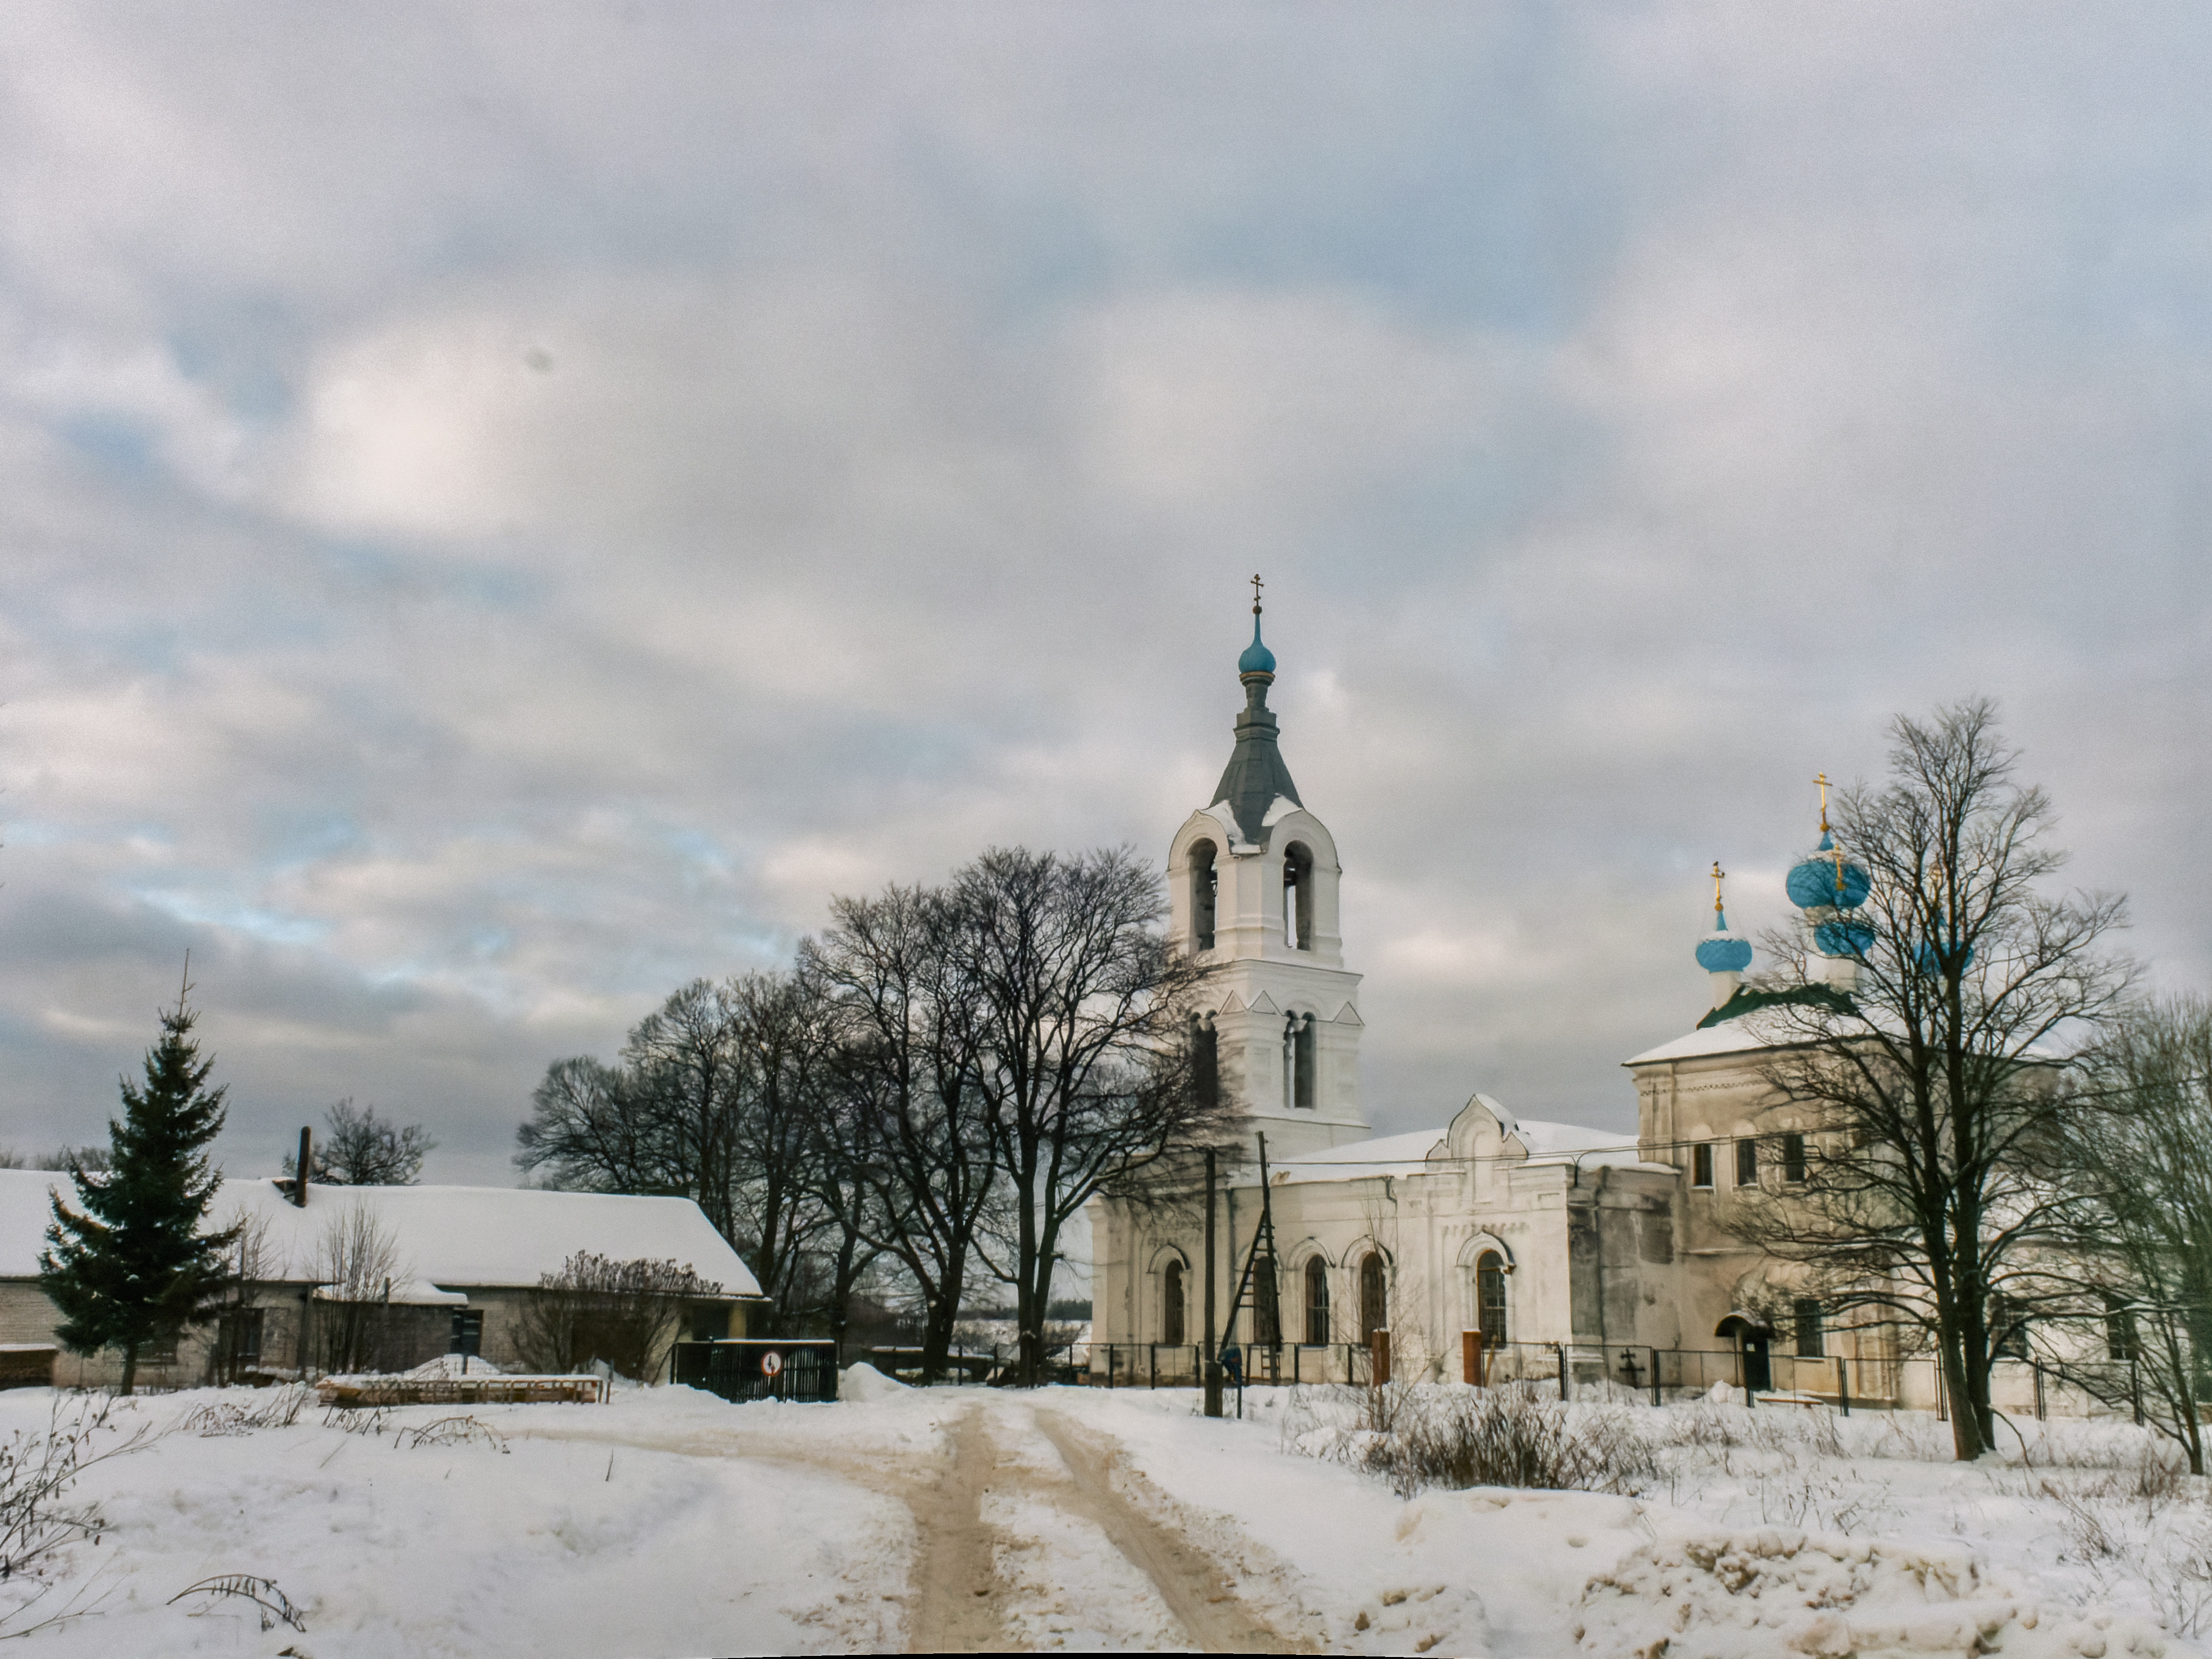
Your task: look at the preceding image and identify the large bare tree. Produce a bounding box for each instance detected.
[1730,700,2132,1460]
[952,846,1225,1386]
[2052,997,2212,1472]
[804,883,998,1380]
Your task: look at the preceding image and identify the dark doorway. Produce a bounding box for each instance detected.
[1162,1261,1185,1347]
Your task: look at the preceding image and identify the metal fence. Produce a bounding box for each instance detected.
[671,1339,839,1403]
[1069,1336,2142,1422]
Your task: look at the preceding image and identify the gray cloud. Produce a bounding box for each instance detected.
[0,3,2206,1181]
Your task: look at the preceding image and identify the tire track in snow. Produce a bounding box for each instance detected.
[904,1405,1005,1653]
[1032,1409,1314,1654]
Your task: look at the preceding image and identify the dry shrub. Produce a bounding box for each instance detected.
[0,1398,152,1636]
[396,1415,509,1454]
[176,1386,309,1437]
[1359,1385,1655,1499]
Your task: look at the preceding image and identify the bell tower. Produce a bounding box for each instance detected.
[1167,583,1368,1158]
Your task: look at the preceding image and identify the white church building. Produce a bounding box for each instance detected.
[1086,603,1946,1406]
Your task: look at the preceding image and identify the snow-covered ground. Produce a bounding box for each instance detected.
[0,1374,2196,1656]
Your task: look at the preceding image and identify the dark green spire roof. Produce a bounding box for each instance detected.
[1211,626,1300,845]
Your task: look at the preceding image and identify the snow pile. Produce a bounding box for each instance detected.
[840,1361,908,1403]
[1576,1526,2173,1658]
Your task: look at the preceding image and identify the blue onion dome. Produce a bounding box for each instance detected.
[1787,832,1871,910]
[1696,909,1754,973]
[1237,613,1276,677]
[1815,918,1878,958]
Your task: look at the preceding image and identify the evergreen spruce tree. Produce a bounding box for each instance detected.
[40,987,237,1394]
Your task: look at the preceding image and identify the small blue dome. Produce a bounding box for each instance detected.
[1787,840,1871,910]
[1697,931,1753,973]
[1237,616,1276,676]
[1815,918,1878,958]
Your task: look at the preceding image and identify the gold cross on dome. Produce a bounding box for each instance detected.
[1815,772,1831,833]
[1711,861,1726,919]
[1250,572,1265,613]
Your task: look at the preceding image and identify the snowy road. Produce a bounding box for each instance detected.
[524,1384,1314,1652]
[0,1380,2196,1656]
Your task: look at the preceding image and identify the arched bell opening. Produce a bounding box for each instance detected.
[1282,841,1314,951]
[1189,839,1218,952]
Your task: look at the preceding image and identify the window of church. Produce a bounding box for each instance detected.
[1162,1260,1185,1347]
[1303,1257,1330,1346]
[1692,1144,1714,1188]
[1285,1014,1316,1110]
[1282,842,1314,951]
[1190,841,1218,951]
[1781,1133,1807,1184]
[1254,1263,1282,1347]
[1192,1015,1219,1112]
[1735,1137,1759,1188]
[1476,1252,1507,1347]
[2103,1292,2137,1362]
[1793,1298,1824,1357]
[1359,1253,1387,1341]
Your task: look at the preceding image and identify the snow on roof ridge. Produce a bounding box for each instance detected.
[0,1169,760,1295]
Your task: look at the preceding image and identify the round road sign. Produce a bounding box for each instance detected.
[760,1350,783,1377]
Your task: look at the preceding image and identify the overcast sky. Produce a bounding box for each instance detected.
[2,4,2206,1183]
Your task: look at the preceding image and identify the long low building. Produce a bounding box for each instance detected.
[0,1171,763,1388]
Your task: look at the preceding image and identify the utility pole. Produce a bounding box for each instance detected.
[1204,1146,1223,1418]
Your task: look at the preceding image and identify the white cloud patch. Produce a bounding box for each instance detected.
[0,3,2204,1176]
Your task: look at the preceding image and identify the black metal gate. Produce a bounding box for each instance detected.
[670,1340,839,1403]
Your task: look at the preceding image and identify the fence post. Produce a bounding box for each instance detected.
[1107,1346,1117,1390]
[2132,1356,2144,1426]
[1556,1343,1569,1402]
[1837,1355,1849,1417]
[1149,1344,1157,1389]
[1651,1346,1662,1408]
[2032,1359,2045,1421]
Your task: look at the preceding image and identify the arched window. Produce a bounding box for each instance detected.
[1190,840,1218,952]
[1476,1251,1507,1347]
[1359,1252,1387,1341]
[1303,1257,1330,1346]
[1282,842,1314,951]
[1162,1260,1185,1347]
[1191,1015,1219,1112]
[1253,1261,1281,1347]
[1283,1013,1316,1110]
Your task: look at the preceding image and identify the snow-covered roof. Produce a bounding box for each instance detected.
[1622,1020,1775,1066]
[1270,1130,1448,1184]
[1267,1119,1657,1182]
[0,1170,760,1297]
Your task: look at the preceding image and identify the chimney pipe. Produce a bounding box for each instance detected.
[294,1126,312,1207]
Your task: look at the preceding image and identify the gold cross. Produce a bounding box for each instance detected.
[1814,772,1831,834]
[1250,572,1265,613]
[1711,861,1726,919]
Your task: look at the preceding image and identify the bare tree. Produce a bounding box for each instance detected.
[953,846,1225,1387]
[805,882,998,1381]
[516,983,747,1227]
[722,972,832,1332]
[310,1203,406,1376]
[286,1099,435,1186]
[209,1207,279,1386]
[514,1253,721,1381]
[2052,996,2212,1472]
[1729,700,2132,1460]
[516,1056,671,1195]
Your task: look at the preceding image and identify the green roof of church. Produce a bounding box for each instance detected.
[1212,622,1301,844]
[1694,981,1857,1030]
